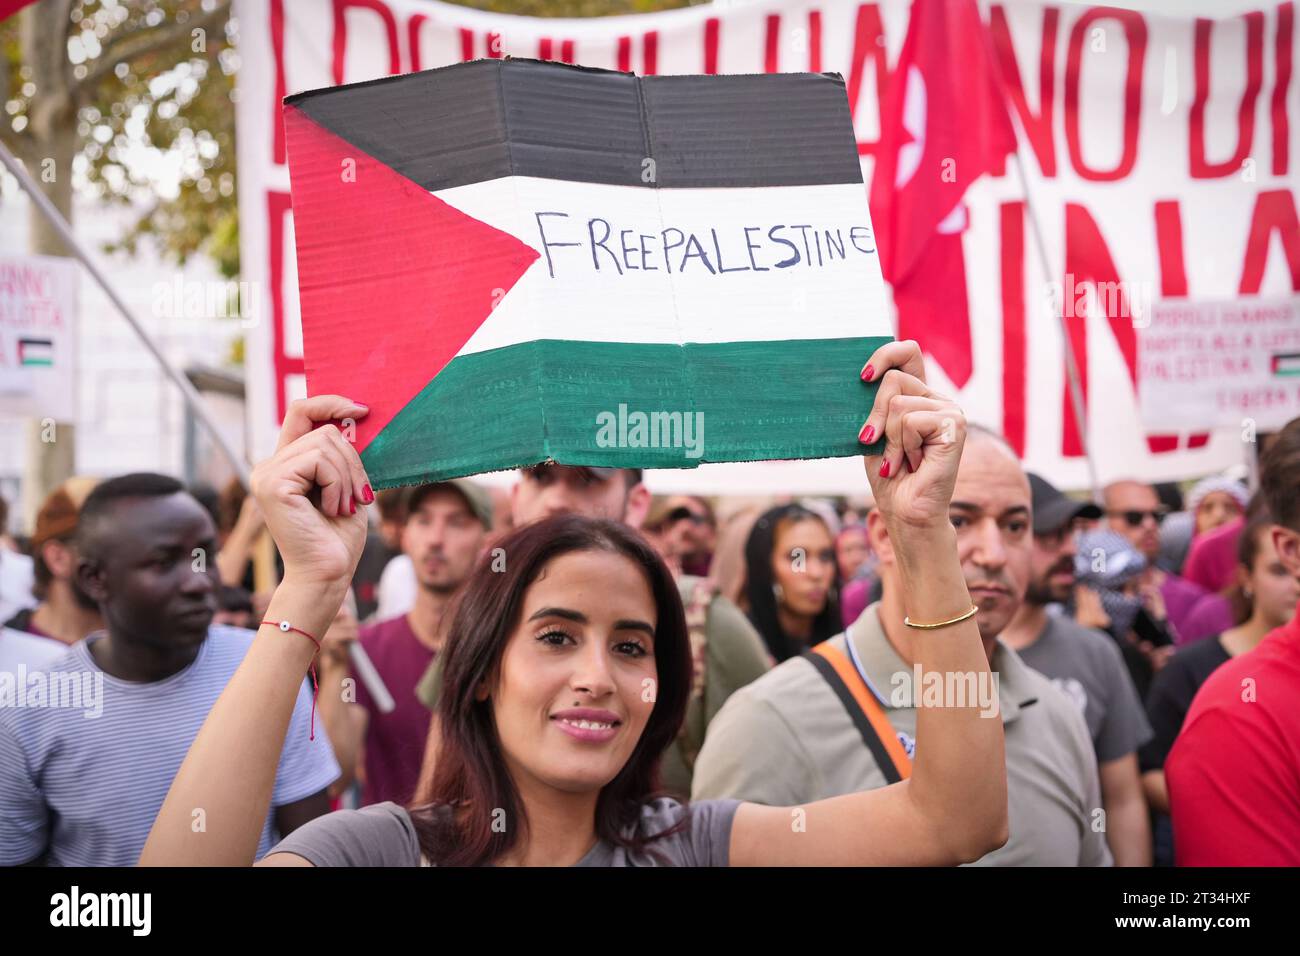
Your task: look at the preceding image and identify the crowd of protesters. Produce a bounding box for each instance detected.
[0,343,1297,866]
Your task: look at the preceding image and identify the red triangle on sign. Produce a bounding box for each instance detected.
[284,107,540,453]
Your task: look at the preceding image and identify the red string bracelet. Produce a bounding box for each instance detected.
[261,619,322,740]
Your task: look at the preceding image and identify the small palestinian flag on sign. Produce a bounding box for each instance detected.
[284,58,892,488]
[18,337,54,366]
[1274,353,1300,377]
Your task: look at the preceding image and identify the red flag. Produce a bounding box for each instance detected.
[869,0,1017,388]
[0,1,38,21]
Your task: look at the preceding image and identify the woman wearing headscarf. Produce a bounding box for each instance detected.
[1185,477,1249,537]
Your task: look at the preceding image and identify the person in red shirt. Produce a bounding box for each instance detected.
[1167,418,1300,865]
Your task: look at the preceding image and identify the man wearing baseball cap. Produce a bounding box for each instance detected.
[1001,473,1154,866]
[4,477,103,646]
[318,479,492,806]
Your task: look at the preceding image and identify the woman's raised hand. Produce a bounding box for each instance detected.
[249,396,373,591]
[858,340,967,532]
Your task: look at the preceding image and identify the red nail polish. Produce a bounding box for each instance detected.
[880,459,891,478]
[362,483,375,504]
[859,423,875,444]
[862,364,875,382]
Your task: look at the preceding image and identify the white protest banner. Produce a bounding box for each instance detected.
[0,254,77,422]
[235,0,1300,490]
[1139,298,1300,431]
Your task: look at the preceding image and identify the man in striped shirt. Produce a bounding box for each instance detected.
[0,473,338,866]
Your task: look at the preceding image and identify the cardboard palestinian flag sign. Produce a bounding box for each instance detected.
[284,58,892,488]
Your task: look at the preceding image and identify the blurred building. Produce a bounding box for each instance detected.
[0,190,246,535]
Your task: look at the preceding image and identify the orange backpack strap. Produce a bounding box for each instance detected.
[806,641,912,783]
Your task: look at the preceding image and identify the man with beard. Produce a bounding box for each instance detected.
[693,428,1111,865]
[1000,474,1153,866]
[4,478,104,646]
[319,480,491,806]
[0,474,337,865]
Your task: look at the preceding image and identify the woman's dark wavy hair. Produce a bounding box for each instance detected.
[744,504,842,662]
[1228,508,1275,626]
[412,513,692,866]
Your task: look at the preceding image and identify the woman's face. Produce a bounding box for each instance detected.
[836,528,869,581]
[1196,491,1243,535]
[772,518,835,617]
[490,549,659,796]
[1244,533,1300,629]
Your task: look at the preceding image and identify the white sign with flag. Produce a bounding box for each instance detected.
[0,255,77,423]
[1139,298,1300,431]
[235,0,1300,490]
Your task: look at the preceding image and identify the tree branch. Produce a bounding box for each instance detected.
[82,0,232,88]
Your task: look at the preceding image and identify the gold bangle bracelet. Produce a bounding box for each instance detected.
[903,604,980,630]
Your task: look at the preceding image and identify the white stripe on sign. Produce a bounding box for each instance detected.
[430,177,891,357]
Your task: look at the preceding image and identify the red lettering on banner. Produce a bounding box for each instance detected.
[619,33,661,73]
[332,0,401,86]
[765,14,780,73]
[1065,8,1147,181]
[267,191,304,425]
[271,0,288,165]
[704,17,720,74]
[459,27,473,61]
[561,40,575,64]
[809,10,823,72]
[1154,199,1188,296]
[539,37,552,60]
[1061,203,1139,456]
[1190,12,1264,179]
[1239,189,1300,293]
[1146,434,1179,452]
[487,32,503,58]
[847,4,889,157]
[1275,2,1294,175]
[407,14,427,72]
[1001,201,1028,456]
[990,5,1058,177]
[1149,200,1210,452]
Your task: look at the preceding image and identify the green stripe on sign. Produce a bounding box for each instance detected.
[361,336,893,488]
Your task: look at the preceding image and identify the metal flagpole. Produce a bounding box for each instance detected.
[0,140,251,487]
[974,7,1102,502]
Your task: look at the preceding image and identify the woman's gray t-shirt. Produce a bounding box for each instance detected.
[267,797,741,866]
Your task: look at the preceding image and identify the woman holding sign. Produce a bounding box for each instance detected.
[139,341,1007,866]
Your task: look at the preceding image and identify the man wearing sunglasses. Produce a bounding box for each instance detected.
[1102,481,1232,647]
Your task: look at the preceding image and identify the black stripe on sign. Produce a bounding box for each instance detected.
[801,650,903,786]
[285,58,863,191]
